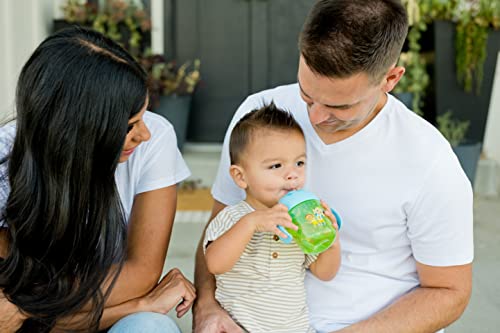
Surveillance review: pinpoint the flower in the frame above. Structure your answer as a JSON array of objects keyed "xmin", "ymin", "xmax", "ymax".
[
  {"xmin": 138, "ymin": 53, "xmax": 201, "ymax": 110},
  {"xmin": 61, "ymin": 0, "xmax": 151, "ymax": 56},
  {"xmin": 62, "ymin": 0, "xmax": 98, "ymax": 24}
]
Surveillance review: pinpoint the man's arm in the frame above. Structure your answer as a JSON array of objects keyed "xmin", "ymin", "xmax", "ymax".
[
  {"xmin": 192, "ymin": 200, "xmax": 243, "ymax": 333},
  {"xmin": 336, "ymin": 262, "xmax": 472, "ymax": 333}
]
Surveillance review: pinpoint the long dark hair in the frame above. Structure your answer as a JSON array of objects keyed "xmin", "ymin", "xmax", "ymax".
[{"xmin": 0, "ymin": 27, "xmax": 148, "ymax": 332}]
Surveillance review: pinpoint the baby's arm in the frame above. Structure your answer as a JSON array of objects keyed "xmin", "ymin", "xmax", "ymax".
[
  {"xmin": 205, "ymin": 204, "xmax": 296, "ymax": 275},
  {"xmin": 205, "ymin": 213, "xmax": 256, "ymax": 275},
  {"xmin": 308, "ymin": 201, "xmax": 341, "ymax": 281},
  {"xmin": 309, "ymin": 237, "xmax": 341, "ymax": 281}
]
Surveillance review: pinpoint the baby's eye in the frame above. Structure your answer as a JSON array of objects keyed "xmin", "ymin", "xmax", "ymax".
[
  {"xmin": 269, "ymin": 163, "xmax": 282, "ymax": 169},
  {"xmin": 296, "ymin": 160, "xmax": 305, "ymax": 167}
]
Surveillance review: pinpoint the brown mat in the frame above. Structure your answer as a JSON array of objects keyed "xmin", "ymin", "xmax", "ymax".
[{"xmin": 177, "ymin": 188, "xmax": 213, "ymax": 211}]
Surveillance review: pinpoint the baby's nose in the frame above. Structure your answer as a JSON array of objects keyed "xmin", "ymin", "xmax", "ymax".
[{"xmin": 286, "ymin": 170, "xmax": 298, "ymax": 180}]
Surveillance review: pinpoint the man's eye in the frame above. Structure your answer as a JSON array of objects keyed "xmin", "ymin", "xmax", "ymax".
[
  {"xmin": 296, "ymin": 161, "xmax": 305, "ymax": 167},
  {"xmin": 270, "ymin": 164, "xmax": 282, "ymax": 169},
  {"xmin": 127, "ymin": 124, "xmax": 134, "ymax": 133}
]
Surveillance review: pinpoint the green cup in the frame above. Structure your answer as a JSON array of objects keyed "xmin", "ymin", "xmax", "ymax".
[{"xmin": 278, "ymin": 190, "xmax": 341, "ymax": 254}]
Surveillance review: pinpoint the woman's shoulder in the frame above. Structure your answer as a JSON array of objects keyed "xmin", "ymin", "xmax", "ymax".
[
  {"xmin": 0, "ymin": 122, "xmax": 16, "ymax": 161},
  {"xmin": 143, "ymin": 111, "xmax": 175, "ymax": 135},
  {"xmin": 134, "ymin": 111, "xmax": 179, "ymax": 157}
]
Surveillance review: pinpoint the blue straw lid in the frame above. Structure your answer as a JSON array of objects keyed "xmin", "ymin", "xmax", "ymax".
[{"xmin": 279, "ymin": 189, "xmax": 318, "ymax": 210}]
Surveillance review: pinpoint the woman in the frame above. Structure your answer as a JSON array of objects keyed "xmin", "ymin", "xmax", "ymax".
[{"xmin": 0, "ymin": 27, "xmax": 195, "ymax": 332}]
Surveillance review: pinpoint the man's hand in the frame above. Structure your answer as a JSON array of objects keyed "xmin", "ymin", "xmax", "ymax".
[
  {"xmin": 193, "ymin": 301, "xmax": 243, "ymax": 333},
  {"xmin": 0, "ymin": 296, "xmax": 26, "ymax": 333}
]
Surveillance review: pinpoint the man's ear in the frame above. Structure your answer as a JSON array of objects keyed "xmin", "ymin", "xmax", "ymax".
[
  {"xmin": 381, "ymin": 66, "xmax": 405, "ymax": 93},
  {"xmin": 230, "ymin": 164, "xmax": 247, "ymax": 189}
]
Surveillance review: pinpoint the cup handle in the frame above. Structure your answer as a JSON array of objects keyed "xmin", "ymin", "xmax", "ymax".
[
  {"xmin": 276, "ymin": 225, "xmax": 293, "ymax": 243},
  {"xmin": 331, "ymin": 208, "xmax": 342, "ymax": 230}
]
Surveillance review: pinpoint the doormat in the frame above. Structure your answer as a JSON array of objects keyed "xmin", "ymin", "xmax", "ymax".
[{"xmin": 177, "ymin": 188, "xmax": 213, "ymax": 211}]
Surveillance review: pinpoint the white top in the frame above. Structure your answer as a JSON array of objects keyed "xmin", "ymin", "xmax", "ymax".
[
  {"xmin": 0, "ymin": 111, "xmax": 190, "ymax": 224},
  {"xmin": 114, "ymin": 111, "xmax": 191, "ymax": 219},
  {"xmin": 204, "ymin": 201, "xmax": 316, "ymax": 333},
  {"xmin": 211, "ymin": 84, "xmax": 474, "ymax": 333}
]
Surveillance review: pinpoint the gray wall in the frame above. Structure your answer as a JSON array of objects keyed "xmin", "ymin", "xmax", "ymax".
[{"xmin": 165, "ymin": 0, "xmax": 315, "ymax": 142}]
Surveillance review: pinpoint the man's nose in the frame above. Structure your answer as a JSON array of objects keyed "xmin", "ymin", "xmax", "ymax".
[{"xmin": 308, "ymin": 103, "xmax": 330, "ymax": 125}]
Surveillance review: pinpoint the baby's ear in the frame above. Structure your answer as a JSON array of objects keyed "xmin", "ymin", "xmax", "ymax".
[{"xmin": 229, "ymin": 165, "xmax": 247, "ymax": 189}]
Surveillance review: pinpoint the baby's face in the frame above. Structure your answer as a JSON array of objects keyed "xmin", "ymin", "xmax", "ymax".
[{"xmin": 240, "ymin": 128, "xmax": 306, "ymax": 209}]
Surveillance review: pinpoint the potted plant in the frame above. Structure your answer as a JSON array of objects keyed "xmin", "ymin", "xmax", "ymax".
[
  {"xmin": 437, "ymin": 111, "xmax": 482, "ymax": 186},
  {"xmin": 404, "ymin": 0, "xmax": 500, "ymax": 94},
  {"xmin": 139, "ymin": 53, "xmax": 201, "ymax": 150},
  {"xmin": 58, "ymin": 0, "xmax": 151, "ymax": 57},
  {"xmin": 394, "ymin": 0, "xmax": 432, "ymax": 116},
  {"xmin": 402, "ymin": 0, "xmax": 500, "ymax": 144},
  {"xmin": 393, "ymin": 51, "xmax": 428, "ymax": 116},
  {"xmin": 393, "ymin": 24, "xmax": 430, "ymax": 116}
]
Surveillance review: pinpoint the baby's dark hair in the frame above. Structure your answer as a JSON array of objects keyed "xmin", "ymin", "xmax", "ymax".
[{"xmin": 229, "ymin": 102, "xmax": 303, "ymax": 164}]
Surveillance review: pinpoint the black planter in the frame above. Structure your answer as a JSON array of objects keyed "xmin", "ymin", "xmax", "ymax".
[
  {"xmin": 453, "ymin": 142, "xmax": 482, "ymax": 186},
  {"xmin": 434, "ymin": 20, "xmax": 500, "ymax": 144},
  {"xmin": 152, "ymin": 95, "xmax": 192, "ymax": 151}
]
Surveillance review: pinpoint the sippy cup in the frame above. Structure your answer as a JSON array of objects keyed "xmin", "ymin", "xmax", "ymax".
[{"xmin": 278, "ymin": 189, "xmax": 342, "ymax": 254}]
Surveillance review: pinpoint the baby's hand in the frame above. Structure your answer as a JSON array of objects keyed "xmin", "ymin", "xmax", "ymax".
[
  {"xmin": 320, "ymin": 200, "xmax": 339, "ymax": 231},
  {"xmin": 241, "ymin": 204, "xmax": 298, "ymax": 238}
]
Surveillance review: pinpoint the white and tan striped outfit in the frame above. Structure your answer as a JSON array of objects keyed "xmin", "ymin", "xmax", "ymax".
[{"xmin": 204, "ymin": 201, "xmax": 317, "ymax": 333}]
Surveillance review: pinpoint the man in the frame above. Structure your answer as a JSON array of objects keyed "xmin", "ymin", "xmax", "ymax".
[{"xmin": 193, "ymin": 0, "xmax": 473, "ymax": 332}]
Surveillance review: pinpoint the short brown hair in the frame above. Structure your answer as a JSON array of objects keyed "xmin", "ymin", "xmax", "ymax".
[
  {"xmin": 299, "ymin": 0, "xmax": 408, "ymax": 83},
  {"xmin": 229, "ymin": 103, "xmax": 303, "ymax": 164}
]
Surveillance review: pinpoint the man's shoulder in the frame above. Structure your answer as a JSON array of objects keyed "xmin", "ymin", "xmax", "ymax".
[
  {"xmin": 245, "ymin": 83, "xmax": 300, "ymax": 106},
  {"xmin": 386, "ymin": 95, "xmax": 447, "ymax": 148},
  {"xmin": 234, "ymin": 84, "xmax": 304, "ymax": 123}
]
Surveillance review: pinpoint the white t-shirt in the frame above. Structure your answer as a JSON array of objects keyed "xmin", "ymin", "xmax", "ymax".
[
  {"xmin": 0, "ymin": 111, "xmax": 190, "ymax": 224},
  {"xmin": 114, "ymin": 111, "xmax": 191, "ymax": 219},
  {"xmin": 211, "ymin": 84, "xmax": 474, "ymax": 333}
]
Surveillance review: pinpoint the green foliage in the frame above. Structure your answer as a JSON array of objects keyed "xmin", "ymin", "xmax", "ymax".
[
  {"xmin": 138, "ymin": 52, "xmax": 201, "ymax": 109},
  {"xmin": 402, "ymin": 0, "xmax": 500, "ymax": 95},
  {"xmin": 455, "ymin": 20, "xmax": 488, "ymax": 94},
  {"xmin": 62, "ymin": 0, "xmax": 151, "ymax": 57},
  {"xmin": 452, "ymin": 0, "xmax": 496, "ymax": 94},
  {"xmin": 394, "ymin": 24, "xmax": 430, "ymax": 116},
  {"xmin": 436, "ymin": 111, "xmax": 470, "ymax": 147}
]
